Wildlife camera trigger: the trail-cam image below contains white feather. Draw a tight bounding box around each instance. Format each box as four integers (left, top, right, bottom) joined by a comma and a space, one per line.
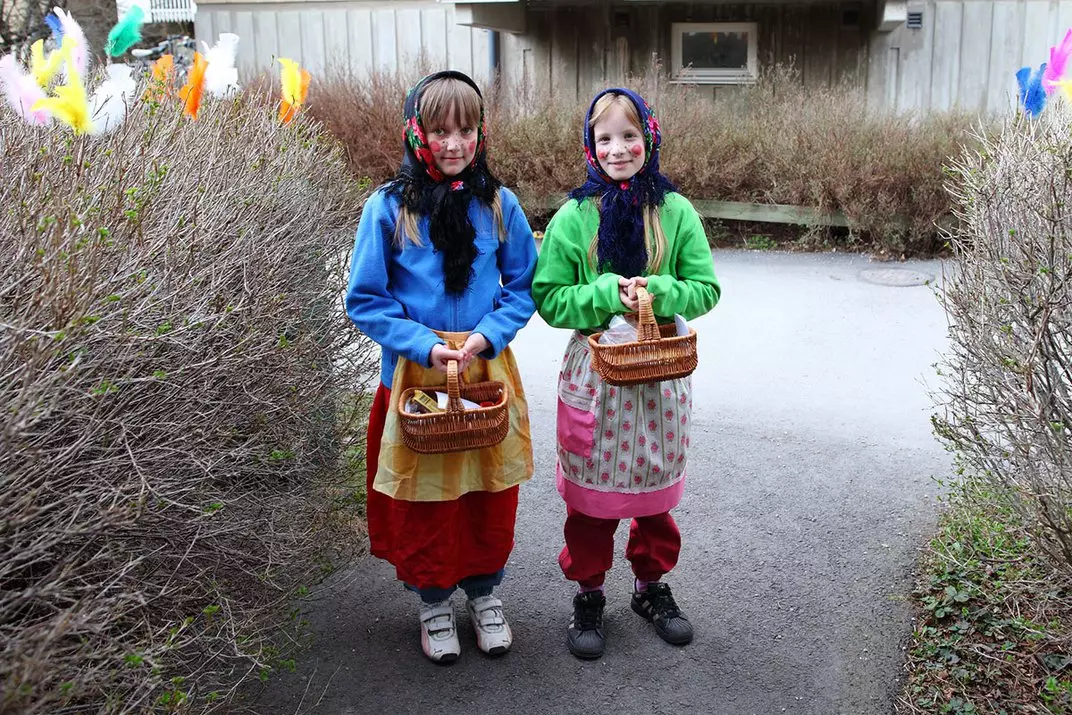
52, 8, 87, 75
203, 33, 241, 98
87, 64, 136, 135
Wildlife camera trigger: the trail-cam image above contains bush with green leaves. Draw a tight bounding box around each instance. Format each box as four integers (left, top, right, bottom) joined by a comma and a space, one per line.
935, 108, 1072, 576
0, 90, 373, 713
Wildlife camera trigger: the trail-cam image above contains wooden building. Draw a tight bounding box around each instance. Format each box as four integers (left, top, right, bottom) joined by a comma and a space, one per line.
194, 0, 1072, 113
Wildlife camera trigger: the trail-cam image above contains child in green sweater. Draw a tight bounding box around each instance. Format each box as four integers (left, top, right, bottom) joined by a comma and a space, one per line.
532, 88, 721, 659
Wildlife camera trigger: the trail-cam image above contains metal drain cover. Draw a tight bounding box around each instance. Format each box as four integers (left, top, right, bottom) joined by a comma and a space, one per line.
858, 267, 933, 287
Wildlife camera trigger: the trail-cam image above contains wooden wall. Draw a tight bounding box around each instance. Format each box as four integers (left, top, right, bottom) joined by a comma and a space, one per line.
499, 2, 872, 102
868, 0, 1072, 113
194, 0, 1069, 114
194, 0, 491, 82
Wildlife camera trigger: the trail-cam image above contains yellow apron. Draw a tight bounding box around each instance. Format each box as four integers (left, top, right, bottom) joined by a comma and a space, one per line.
375, 330, 534, 502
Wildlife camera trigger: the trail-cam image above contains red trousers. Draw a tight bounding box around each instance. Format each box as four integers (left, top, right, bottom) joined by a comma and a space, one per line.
559, 507, 682, 589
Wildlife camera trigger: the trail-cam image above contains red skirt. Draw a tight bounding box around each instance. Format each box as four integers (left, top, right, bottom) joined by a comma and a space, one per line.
366, 384, 519, 590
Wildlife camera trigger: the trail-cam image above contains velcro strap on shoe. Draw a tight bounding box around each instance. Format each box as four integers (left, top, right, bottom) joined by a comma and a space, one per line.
472, 598, 505, 627
421, 605, 454, 633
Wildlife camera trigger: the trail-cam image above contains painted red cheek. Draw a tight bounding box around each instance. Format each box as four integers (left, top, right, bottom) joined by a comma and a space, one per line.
630, 144, 643, 157
597, 150, 609, 160
467, 140, 476, 152
430, 141, 442, 152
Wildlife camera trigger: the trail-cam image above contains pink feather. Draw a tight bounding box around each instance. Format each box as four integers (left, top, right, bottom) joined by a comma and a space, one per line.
0, 54, 50, 125
1044, 28, 1072, 94
53, 7, 87, 75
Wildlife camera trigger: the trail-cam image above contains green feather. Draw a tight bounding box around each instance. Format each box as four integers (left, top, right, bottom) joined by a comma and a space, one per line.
106, 6, 146, 57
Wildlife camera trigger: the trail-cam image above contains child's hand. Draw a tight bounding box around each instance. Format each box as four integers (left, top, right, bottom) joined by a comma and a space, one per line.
618, 276, 651, 313
459, 333, 490, 372
430, 343, 467, 374
619, 276, 638, 312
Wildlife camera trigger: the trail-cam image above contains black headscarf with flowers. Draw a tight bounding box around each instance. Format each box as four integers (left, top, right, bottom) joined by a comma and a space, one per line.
568, 88, 676, 278
383, 70, 501, 295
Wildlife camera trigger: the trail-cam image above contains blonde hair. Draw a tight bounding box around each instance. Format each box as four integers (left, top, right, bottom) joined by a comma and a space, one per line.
394, 77, 506, 248
586, 93, 668, 274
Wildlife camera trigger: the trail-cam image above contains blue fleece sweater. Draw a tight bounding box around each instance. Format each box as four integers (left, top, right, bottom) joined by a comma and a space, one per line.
346, 187, 538, 387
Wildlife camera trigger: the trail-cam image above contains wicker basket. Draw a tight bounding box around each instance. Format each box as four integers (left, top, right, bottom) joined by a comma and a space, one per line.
398, 360, 510, 454
588, 286, 698, 386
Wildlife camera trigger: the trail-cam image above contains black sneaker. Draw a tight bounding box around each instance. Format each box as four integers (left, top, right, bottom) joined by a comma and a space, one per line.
566, 591, 606, 659
631, 582, 694, 645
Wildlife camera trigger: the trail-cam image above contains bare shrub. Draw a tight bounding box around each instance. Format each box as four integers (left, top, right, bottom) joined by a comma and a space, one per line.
935, 107, 1072, 575
0, 89, 373, 713
309, 62, 979, 255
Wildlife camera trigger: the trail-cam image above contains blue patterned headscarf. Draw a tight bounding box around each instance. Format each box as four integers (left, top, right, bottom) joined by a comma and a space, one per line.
569, 88, 677, 277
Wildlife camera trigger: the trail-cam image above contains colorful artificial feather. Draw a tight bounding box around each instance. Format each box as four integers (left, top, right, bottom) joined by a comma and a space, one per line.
44, 12, 63, 44
88, 63, 136, 134
178, 52, 207, 119
31, 51, 91, 134
1044, 29, 1072, 94
0, 54, 51, 125
106, 5, 146, 57
1016, 63, 1048, 117
144, 54, 175, 101
52, 8, 87, 76
202, 33, 241, 97
30, 37, 69, 88
277, 58, 310, 125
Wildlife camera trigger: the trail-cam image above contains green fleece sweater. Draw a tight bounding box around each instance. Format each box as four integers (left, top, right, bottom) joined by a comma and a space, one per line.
532, 193, 721, 331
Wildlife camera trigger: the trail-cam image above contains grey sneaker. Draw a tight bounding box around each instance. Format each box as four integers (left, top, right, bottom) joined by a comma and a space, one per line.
566, 591, 606, 659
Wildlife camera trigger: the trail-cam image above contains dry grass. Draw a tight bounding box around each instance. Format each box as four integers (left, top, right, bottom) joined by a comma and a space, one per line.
308, 62, 982, 255
0, 87, 375, 713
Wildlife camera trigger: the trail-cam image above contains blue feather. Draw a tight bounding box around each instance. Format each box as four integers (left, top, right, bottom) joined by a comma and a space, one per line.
44, 12, 63, 44
1017, 62, 1048, 118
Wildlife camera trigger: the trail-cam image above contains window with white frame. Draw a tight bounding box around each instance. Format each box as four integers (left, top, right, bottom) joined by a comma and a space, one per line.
670, 23, 759, 84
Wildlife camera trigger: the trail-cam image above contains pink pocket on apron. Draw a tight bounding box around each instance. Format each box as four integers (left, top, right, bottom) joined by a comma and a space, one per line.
557, 398, 595, 457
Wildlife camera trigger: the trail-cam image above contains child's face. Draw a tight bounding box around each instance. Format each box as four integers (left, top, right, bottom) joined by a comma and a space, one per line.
426, 103, 478, 178
592, 104, 645, 182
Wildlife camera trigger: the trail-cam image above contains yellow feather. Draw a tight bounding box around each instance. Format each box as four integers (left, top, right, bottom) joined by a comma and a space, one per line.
31, 49, 91, 134
1057, 79, 1072, 104
31, 37, 74, 89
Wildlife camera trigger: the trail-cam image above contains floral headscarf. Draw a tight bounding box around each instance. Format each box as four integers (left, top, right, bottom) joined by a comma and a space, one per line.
385, 71, 501, 294
569, 88, 677, 278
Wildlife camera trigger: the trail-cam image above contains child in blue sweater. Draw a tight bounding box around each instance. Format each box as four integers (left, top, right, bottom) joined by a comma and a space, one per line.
345, 71, 538, 663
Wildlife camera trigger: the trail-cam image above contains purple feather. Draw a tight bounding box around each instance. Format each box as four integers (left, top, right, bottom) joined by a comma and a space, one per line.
1044, 28, 1072, 94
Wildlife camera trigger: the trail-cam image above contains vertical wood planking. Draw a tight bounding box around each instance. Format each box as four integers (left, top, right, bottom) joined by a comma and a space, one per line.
958, 1, 994, 112
423, 7, 450, 71
347, 9, 374, 74
447, 4, 474, 75
323, 7, 350, 74
394, 7, 423, 69
234, 11, 257, 76
253, 10, 278, 66
372, 7, 398, 71
930, 0, 963, 109
553, 6, 581, 101
987, 0, 1025, 113
1022, 0, 1057, 67
781, 4, 806, 77
299, 11, 326, 76
472, 28, 491, 85
803, 4, 838, 88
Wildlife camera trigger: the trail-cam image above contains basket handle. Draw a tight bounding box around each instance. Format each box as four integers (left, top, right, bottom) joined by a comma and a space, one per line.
446, 360, 465, 412
635, 286, 661, 342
